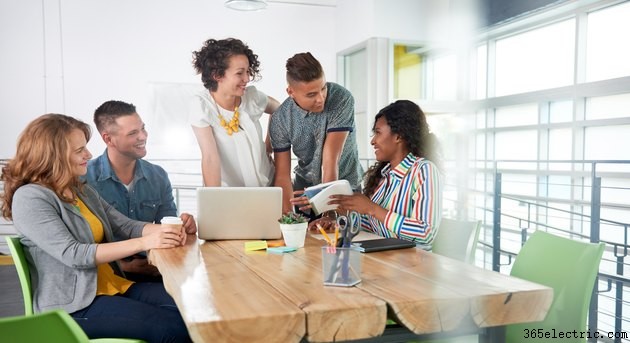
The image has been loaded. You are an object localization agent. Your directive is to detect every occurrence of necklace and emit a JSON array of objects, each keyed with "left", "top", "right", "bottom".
[
  {"left": 217, "top": 106, "right": 240, "bottom": 135},
  {"left": 212, "top": 93, "right": 240, "bottom": 136}
]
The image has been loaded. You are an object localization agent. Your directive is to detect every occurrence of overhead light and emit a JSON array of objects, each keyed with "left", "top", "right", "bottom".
[{"left": 225, "top": 0, "right": 267, "bottom": 11}]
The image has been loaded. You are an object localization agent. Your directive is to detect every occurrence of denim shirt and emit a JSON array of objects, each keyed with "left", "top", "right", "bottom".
[{"left": 85, "top": 150, "right": 177, "bottom": 241}]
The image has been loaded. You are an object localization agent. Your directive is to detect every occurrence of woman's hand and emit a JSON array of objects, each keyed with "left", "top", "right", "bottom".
[
  {"left": 142, "top": 224, "right": 185, "bottom": 250},
  {"left": 308, "top": 216, "right": 336, "bottom": 232},
  {"left": 329, "top": 193, "right": 376, "bottom": 216}
]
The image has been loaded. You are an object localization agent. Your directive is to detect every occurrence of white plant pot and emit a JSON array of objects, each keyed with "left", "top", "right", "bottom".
[{"left": 279, "top": 222, "right": 308, "bottom": 248}]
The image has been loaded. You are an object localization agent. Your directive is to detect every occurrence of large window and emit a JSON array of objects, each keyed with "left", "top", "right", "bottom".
[
  {"left": 495, "top": 19, "right": 576, "bottom": 96},
  {"left": 586, "top": 1, "right": 630, "bottom": 81},
  {"left": 393, "top": 1, "right": 630, "bottom": 339}
]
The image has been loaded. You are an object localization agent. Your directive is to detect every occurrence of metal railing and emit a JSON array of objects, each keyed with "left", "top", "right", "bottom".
[{"left": 443, "top": 160, "right": 630, "bottom": 343}]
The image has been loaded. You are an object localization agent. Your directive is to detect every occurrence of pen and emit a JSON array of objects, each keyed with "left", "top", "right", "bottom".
[{"left": 333, "top": 225, "right": 339, "bottom": 247}]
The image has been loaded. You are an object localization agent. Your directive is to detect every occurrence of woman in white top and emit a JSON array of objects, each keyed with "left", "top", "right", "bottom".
[{"left": 190, "top": 38, "right": 280, "bottom": 186}]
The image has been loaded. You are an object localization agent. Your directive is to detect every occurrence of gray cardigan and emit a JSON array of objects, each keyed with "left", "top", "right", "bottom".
[{"left": 12, "top": 183, "right": 146, "bottom": 314}]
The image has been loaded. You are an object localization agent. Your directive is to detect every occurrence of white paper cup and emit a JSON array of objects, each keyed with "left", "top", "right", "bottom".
[
  {"left": 280, "top": 222, "right": 308, "bottom": 248},
  {"left": 161, "top": 216, "right": 183, "bottom": 230}
]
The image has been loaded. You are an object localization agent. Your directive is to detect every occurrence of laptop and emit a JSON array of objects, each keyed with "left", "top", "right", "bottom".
[{"left": 196, "top": 187, "right": 283, "bottom": 240}]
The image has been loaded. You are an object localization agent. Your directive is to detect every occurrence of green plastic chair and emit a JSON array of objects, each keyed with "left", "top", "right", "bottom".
[
  {"left": 6, "top": 236, "right": 33, "bottom": 315},
  {"left": 505, "top": 230, "right": 605, "bottom": 343},
  {"left": 432, "top": 218, "right": 481, "bottom": 264},
  {"left": 5, "top": 236, "right": 145, "bottom": 343},
  {"left": 0, "top": 309, "right": 144, "bottom": 343},
  {"left": 417, "top": 230, "right": 605, "bottom": 343}
]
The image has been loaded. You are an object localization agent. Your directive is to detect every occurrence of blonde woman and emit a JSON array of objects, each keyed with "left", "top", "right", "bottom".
[{"left": 1, "top": 114, "right": 191, "bottom": 342}]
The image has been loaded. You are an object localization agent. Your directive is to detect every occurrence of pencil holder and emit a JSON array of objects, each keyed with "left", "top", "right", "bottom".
[{"left": 321, "top": 247, "right": 362, "bottom": 287}]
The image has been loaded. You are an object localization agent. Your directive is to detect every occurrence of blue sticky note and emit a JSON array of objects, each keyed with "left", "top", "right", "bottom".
[{"left": 267, "top": 247, "right": 298, "bottom": 254}]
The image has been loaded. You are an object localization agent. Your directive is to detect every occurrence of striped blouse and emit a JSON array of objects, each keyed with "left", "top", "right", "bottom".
[{"left": 359, "top": 153, "right": 442, "bottom": 250}]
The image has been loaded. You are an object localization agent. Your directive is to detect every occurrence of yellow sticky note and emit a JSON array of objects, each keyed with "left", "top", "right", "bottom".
[{"left": 245, "top": 240, "right": 268, "bottom": 252}]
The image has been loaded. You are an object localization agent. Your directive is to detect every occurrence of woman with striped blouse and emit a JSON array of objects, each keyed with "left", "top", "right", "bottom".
[{"left": 330, "top": 100, "right": 442, "bottom": 250}]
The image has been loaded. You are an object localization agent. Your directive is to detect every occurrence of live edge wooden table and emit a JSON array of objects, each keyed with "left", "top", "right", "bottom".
[{"left": 149, "top": 234, "right": 553, "bottom": 343}]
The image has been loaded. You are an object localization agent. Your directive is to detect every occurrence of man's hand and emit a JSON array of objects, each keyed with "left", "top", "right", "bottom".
[{"left": 180, "top": 213, "right": 197, "bottom": 234}]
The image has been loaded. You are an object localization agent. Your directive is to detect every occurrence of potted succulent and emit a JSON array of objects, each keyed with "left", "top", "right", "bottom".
[
  {"left": 278, "top": 212, "right": 309, "bottom": 248},
  {"left": 278, "top": 212, "right": 308, "bottom": 224}
]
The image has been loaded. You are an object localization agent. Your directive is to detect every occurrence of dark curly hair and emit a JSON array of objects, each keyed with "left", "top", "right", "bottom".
[
  {"left": 192, "top": 38, "right": 261, "bottom": 92},
  {"left": 363, "top": 100, "right": 441, "bottom": 197}
]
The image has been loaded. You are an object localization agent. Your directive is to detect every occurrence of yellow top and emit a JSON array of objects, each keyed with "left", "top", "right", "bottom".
[{"left": 76, "top": 198, "right": 134, "bottom": 295}]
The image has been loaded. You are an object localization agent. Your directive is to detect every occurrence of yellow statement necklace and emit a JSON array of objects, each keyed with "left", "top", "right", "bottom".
[
  {"left": 218, "top": 106, "right": 239, "bottom": 135},
  {"left": 212, "top": 93, "right": 241, "bottom": 136}
]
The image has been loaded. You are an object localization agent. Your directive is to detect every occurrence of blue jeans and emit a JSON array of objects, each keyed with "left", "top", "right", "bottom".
[{"left": 70, "top": 282, "right": 191, "bottom": 343}]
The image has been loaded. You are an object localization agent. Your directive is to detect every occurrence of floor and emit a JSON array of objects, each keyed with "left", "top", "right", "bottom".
[{"left": 0, "top": 258, "right": 25, "bottom": 318}]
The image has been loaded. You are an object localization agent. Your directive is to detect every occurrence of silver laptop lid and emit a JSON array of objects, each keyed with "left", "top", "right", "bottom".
[{"left": 196, "top": 187, "right": 283, "bottom": 240}]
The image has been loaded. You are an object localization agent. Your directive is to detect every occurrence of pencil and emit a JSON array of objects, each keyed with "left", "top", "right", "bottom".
[{"left": 317, "top": 224, "right": 334, "bottom": 246}]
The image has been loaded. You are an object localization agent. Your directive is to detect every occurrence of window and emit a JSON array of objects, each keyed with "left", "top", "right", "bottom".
[
  {"left": 586, "top": 1, "right": 630, "bottom": 81},
  {"left": 494, "top": 19, "right": 575, "bottom": 96}
]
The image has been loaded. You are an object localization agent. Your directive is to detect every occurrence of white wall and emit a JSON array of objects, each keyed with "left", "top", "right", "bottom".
[
  {"left": 0, "top": 0, "right": 476, "bottom": 160},
  {"left": 0, "top": 0, "right": 338, "bottom": 158},
  {"left": 334, "top": 0, "right": 478, "bottom": 51}
]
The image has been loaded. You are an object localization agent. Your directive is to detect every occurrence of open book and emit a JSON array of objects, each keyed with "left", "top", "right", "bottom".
[{"left": 304, "top": 179, "right": 353, "bottom": 216}]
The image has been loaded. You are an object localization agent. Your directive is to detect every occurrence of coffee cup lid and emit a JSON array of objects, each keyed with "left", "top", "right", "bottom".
[{"left": 161, "top": 216, "right": 182, "bottom": 224}]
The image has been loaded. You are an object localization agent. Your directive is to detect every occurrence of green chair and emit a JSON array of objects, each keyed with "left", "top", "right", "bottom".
[
  {"left": 432, "top": 218, "right": 481, "bottom": 264},
  {"left": 0, "top": 309, "right": 144, "bottom": 343},
  {"left": 6, "top": 235, "right": 33, "bottom": 315},
  {"left": 505, "top": 230, "right": 605, "bottom": 343},
  {"left": 418, "top": 230, "right": 605, "bottom": 343},
  {"left": 5, "top": 236, "right": 145, "bottom": 343}
]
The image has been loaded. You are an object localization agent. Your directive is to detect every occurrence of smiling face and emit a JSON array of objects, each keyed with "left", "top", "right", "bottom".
[
  {"left": 216, "top": 54, "right": 251, "bottom": 97},
  {"left": 371, "top": 116, "right": 403, "bottom": 163},
  {"left": 68, "top": 128, "right": 92, "bottom": 177},
  {"left": 104, "top": 113, "right": 147, "bottom": 160},
  {"left": 287, "top": 77, "right": 327, "bottom": 113}
]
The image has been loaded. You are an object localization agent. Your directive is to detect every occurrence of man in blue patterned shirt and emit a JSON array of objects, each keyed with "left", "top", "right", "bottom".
[
  {"left": 270, "top": 53, "right": 363, "bottom": 216},
  {"left": 86, "top": 100, "right": 196, "bottom": 280}
]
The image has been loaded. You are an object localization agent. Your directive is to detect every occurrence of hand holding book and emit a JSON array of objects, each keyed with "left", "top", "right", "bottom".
[{"left": 303, "top": 180, "right": 353, "bottom": 216}]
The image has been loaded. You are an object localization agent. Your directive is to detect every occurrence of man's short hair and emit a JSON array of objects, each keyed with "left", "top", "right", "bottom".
[
  {"left": 286, "top": 52, "right": 324, "bottom": 84},
  {"left": 94, "top": 100, "right": 137, "bottom": 133}
]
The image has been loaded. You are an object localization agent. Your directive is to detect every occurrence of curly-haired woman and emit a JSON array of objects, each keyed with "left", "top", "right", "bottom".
[
  {"left": 329, "top": 100, "right": 443, "bottom": 250},
  {"left": 190, "top": 38, "right": 280, "bottom": 187}
]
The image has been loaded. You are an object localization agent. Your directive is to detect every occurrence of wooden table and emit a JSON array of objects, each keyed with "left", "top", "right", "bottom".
[{"left": 150, "top": 234, "right": 552, "bottom": 343}]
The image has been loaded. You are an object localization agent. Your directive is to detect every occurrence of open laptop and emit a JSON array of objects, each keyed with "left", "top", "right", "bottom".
[{"left": 196, "top": 187, "right": 283, "bottom": 240}]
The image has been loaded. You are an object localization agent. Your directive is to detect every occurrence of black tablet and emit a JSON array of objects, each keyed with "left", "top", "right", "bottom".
[{"left": 351, "top": 238, "right": 417, "bottom": 253}]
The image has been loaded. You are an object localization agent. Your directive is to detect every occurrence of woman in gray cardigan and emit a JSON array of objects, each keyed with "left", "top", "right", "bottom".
[{"left": 1, "top": 114, "right": 191, "bottom": 343}]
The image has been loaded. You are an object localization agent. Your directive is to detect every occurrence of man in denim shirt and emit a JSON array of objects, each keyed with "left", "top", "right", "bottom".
[{"left": 86, "top": 100, "right": 196, "bottom": 280}]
